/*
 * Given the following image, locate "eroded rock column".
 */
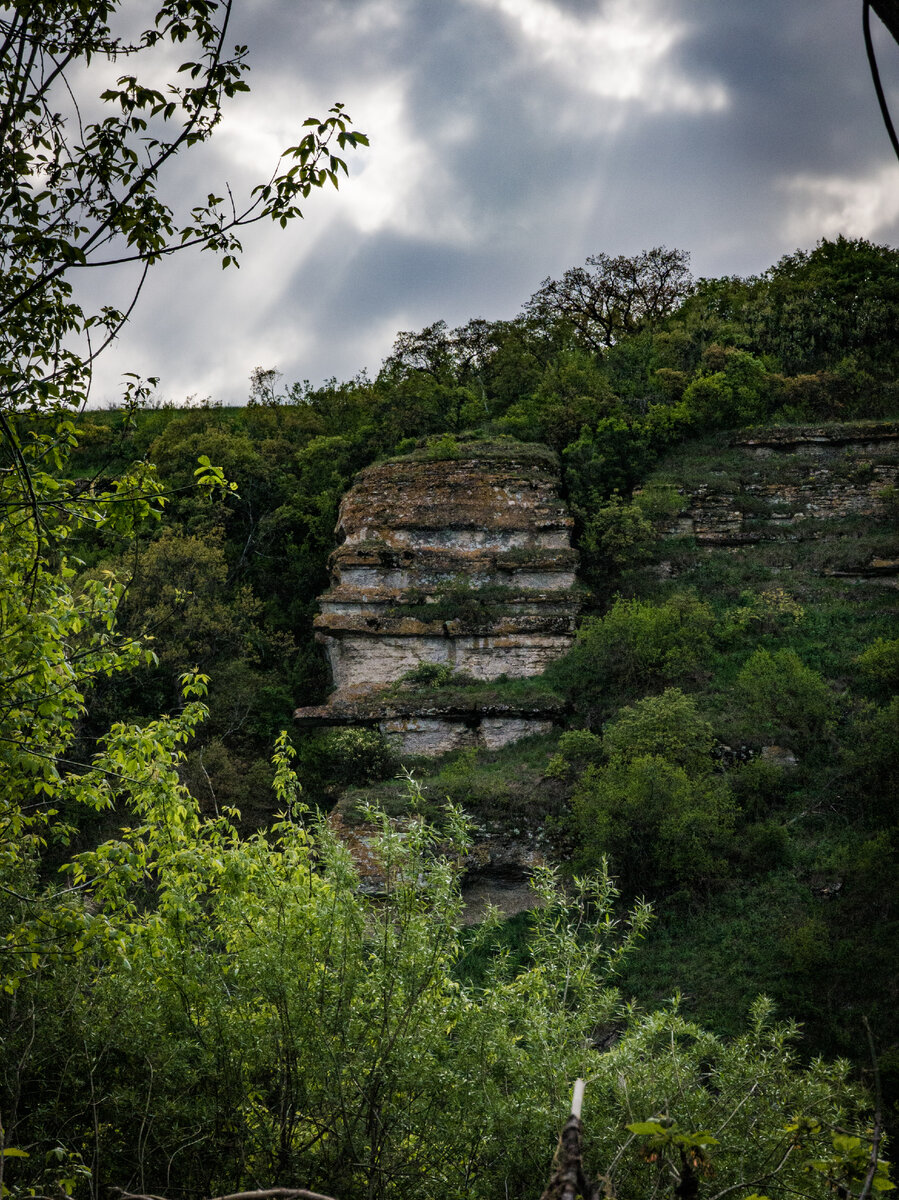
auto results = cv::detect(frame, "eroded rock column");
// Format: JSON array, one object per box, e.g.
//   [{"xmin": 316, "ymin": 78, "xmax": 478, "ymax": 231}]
[{"xmin": 295, "ymin": 439, "xmax": 581, "ymax": 755}]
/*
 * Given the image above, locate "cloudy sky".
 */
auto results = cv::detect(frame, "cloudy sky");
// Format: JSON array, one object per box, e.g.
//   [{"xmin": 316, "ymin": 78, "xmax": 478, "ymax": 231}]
[{"xmin": 85, "ymin": 0, "xmax": 899, "ymax": 407}]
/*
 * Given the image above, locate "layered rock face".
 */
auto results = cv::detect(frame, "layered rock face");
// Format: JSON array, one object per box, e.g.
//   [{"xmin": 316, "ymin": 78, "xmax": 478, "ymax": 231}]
[
  {"xmin": 663, "ymin": 422, "xmax": 899, "ymax": 581},
  {"xmin": 317, "ymin": 442, "xmax": 578, "ymax": 689},
  {"xmin": 296, "ymin": 440, "xmax": 580, "ymax": 754}
]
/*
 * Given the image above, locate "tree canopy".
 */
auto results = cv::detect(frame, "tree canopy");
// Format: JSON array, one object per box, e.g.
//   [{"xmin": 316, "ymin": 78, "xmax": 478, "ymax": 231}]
[{"xmin": 524, "ymin": 247, "xmax": 693, "ymax": 353}]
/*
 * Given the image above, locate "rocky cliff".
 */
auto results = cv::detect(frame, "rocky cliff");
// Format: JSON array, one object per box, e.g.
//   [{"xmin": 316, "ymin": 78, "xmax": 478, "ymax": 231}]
[
  {"xmin": 295, "ymin": 439, "xmax": 581, "ymax": 753},
  {"xmin": 660, "ymin": 421, "xmax": 899, "ymax": 580}
]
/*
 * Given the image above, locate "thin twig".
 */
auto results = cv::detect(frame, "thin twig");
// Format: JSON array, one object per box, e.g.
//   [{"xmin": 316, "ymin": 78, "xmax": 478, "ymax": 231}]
[{"xmin": 858, "ymin": 1017, "xmax": 884, "ymax": 1200}]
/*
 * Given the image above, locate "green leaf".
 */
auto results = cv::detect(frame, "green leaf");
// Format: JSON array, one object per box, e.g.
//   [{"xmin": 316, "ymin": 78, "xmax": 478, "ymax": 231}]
[{"xmin": 627, "ymin": 1121, "xmax": 669, "ymax": 1135}]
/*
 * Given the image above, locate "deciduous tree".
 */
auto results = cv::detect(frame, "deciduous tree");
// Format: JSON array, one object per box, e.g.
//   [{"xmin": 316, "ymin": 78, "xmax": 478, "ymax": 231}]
[{"xmin": 525, "ymin": 247, "xmax": 693, "ymax": 353}]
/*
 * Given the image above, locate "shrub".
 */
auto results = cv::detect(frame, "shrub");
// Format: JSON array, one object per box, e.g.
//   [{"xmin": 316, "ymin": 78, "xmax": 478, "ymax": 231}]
[
  {"xmin": 650, "ymin": 367, "xmax": 688, "ymax": 402},
  {"xmin": 722, "ymin": 588, "xmax": 805, "ymax": 638},
  {"xmin": 678, "ymin": 348, "xmax": 774, "ymax": 429},
  {"xmin": 572, "ymin": 754, "xmax": 735, "ymax": 893},
  {"xmin": 601, "ymin": 689, "xmax": 716, "ymax": 776},
  {"xmin": 729, "ymin": 757, "xmax": 790, "ymax": 821},
  {"xmin": 633, "ymin": 481, "xmax": 684, "ymax": 524},
  {"xmin": 735, "ymin": 649, "xmax": 834, "ymax": 750},
  {"xmin": 564, "ymin": 415, "xmax": 654, "ymax": 504},
  {"xmin": 399, "ymin": 661, "xmax": 456, "ymax": 688},
  {"xmin": 738, "ymin": 820, "xmax": 793, "ymax": 874},
  {"xmin": 843, "ymin": 696, "xmax": 899, "ymax": 821},
  {"xmin": 427, "ymin": 431, "xmax": 461, "ymax": 458},
  {"xmin": 579, "ymin": 493, "xmax": 655, "ymax": 578},
  {"xmin": 298, "ymin": 727, "xmax": 399, "ymax": 795},
  {"xmin": 545, "ymin": 729, "xmax": 603, "ymax": 778},
  {"xmin": 549, "ymin": 592, "xmax": 715, "ymax": 714},
  {"xmin": 855, "ymin": 636, "xmax": 899, "ymax": 699}
]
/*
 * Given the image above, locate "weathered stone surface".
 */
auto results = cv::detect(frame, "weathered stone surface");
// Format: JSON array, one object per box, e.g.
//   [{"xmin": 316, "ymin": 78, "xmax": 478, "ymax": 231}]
[
  {"xmin": 760, "ymin": 745, "xmax": 799, "ymax": 769},
  {"xmin": 732, "ymin": 421, "xmax": 898, "ymax": 450},
  {"xmin": 313, "ymin": 442, "xmax": 578, "ymax": 691},
  {"xmin": 296, "ymin": 696, "xmax": 558, "ymax": 755},
  {"xmin": 334, "ymin": 448, "xmax": 571, "ymax": 540},
  {"xmin": 332, "ymin": 545, "xmax": 579, "ymax": 592},
  {"xmin": 295, "ymin": 439, "xmax": 579, "ymax": 754},
  {"xmin": 664, "ymin": 421, "xmax": 899, "ymax": 550},
  {"xmin": 378, "ymin": 714, "xmax": 555, "ymax": 756}
]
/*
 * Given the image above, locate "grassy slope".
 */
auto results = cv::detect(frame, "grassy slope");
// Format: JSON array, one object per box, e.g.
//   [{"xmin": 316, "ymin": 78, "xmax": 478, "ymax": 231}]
[{"xmin": 612, "ymin": 428, "xmax": 898, "ymax": 1063}]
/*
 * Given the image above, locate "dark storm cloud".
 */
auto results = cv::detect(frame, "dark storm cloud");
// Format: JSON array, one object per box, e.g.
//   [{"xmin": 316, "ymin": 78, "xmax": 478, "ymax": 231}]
[
  {"xmin": 87, "ymin": 0, "xmax": 899, "ymax": 405},
  {"xmin": 677, "ymin": 0, "xmax": 882, "ymax": 172}
]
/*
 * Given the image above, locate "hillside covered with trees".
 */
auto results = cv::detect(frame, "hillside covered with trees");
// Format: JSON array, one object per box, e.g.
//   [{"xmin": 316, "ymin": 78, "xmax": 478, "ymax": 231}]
[
  {"xmin": 2, "ymin": 4, "xmax": 898, "ymax": 1199},
  {"xmin": 4, "ymin": 231, "xmax": 896, "ymax": 1199}
]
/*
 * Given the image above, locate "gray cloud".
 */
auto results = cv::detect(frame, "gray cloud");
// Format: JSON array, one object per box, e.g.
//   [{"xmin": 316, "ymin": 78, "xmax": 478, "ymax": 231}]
[{"xmin": 85, "ymin": 0, "xmax": 899, "ymax": 406}]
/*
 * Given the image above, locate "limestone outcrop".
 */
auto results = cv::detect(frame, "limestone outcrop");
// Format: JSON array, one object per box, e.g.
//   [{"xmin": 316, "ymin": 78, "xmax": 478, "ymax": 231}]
[
  {"xmin": 295, "ymin": 439, "xmax": 580, "ymax": 754},
  {"xmin": 661, "ymin": 421, "xmax": 899, "ymax": 579}
]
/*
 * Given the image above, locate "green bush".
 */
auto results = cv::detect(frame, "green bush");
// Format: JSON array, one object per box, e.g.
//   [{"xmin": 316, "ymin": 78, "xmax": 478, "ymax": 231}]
[
  {"xmin": 729, "ymin": 757, "xmax": 791, "ymax": 821},
  {"xmin": 297, "ymin": 727, "xmax": 399, "ymax": 795},
  {"xmin": 399, "ymin": 661, "xmax": 456, "ymax": 688},
  {"xmin": 633, "ymin": 480, "xmax": 684, "ymax": 524},
  {"xmin": 564, "ymin": 415, "xmax": 654, "ymax": 505},
  {"xmin": 678, "ymin": 348, "xmax": 774, "ymax": 429},
  {"xmin": 721, "ymin": 587, "xmax": 806, "ymax": 639},
  {"xmin": 842, "ymin": 696, "xmax": 899, "ymax": 820},
  {"xmin": 855, "ymin": 636, "xmax": 899, "ymax": 699},
  {"xmin": 735, "ymin": 649, "xmax": 835, "ymax": 751},
  {"xmin": 572, "ymin": 754, "xmax": 735, "ymax": 892},
  {"xmin": 601, "ymin": 689, "xmax": 716, "ymax": 775},
  {"xmin": 579, "ymin": 493, "xmax": 655, "ymax": 579},
  {"xmin": 544, "ymin": 728, "xmax": 603, "ymax": 778},
  {"xmin": 738, "ymin": 820, "xmax": 794, "ymax": 874},
  {"xmin": 496, "ymin": 348, "xmax": 616, "ymax": 449},
  {"xmin": 550, "ymin": 592, "xmax": 715, "ymax": 713}
]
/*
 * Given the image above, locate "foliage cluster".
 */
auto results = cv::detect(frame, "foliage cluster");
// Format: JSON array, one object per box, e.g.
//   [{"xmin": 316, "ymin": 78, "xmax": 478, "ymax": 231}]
[{"xmin": 3, "ymin": 765, "xmax": 876, "ymax": 1200}]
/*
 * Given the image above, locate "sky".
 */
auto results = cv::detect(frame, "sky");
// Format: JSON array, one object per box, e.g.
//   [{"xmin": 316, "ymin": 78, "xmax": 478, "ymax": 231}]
[{"xmin": 84, "ymin": 0, "xmax": 899, "ymax": 407}]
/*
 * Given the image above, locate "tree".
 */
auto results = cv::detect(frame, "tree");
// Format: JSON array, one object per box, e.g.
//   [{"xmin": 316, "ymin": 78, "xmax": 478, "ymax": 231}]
[
  {"xmin": 525, "ymin": 247, "xmax": 693, "ymax": 353},
  {"xmin": 0, "ymin": 0, "xmax": 366, "ymax": 989},
  {"xmin": 1, "ymin": 1, "xmax": 366, "ymax": 421},
  {"xmin": 759, "ymin": 237, "xmax": 899, "ymax": 376}
]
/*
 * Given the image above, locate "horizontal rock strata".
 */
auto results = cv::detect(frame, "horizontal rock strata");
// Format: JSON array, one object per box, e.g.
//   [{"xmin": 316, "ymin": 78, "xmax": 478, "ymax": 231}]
[
  {"xmin": 296, "ymin": 690, "xmax": 565, "ymax": 756},
  {"xmin": 316, "ymin": 443, "xmax": 579, "ymax": 690},
  {"xmin": 295, "ymin": 440, "xmax": 580, "ymax": 754},
  {"xmin": 663, "ymin": 421, "xmax": 899, "ymax": 576}
]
